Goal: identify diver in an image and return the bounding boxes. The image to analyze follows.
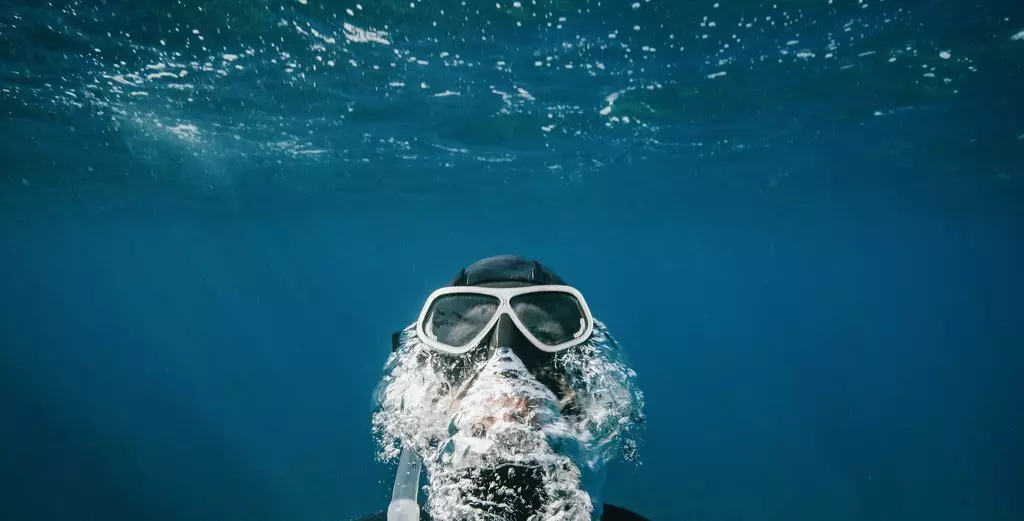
[358,255,649,521]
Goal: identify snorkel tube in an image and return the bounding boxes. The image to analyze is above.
[387,448,422,521]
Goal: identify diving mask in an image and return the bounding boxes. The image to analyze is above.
[415,284,595,355]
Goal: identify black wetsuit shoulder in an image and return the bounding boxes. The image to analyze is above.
[601,504,650,520]
[351,504,649,521]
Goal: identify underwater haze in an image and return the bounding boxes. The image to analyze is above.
[1,0,1023,520]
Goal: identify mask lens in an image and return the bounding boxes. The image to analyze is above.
[423,293,500,349]
[510,291,589,347]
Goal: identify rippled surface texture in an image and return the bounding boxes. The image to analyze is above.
[4,0,1019,202]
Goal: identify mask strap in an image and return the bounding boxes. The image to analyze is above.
[387,447,422,521]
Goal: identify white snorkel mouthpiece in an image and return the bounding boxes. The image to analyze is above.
[387,448,422,521]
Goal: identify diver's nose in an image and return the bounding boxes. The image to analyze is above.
[487,313,542,369]
[488,313,524,353]
[487,313,564,399]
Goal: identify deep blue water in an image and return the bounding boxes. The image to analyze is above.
[2,1,1023,520]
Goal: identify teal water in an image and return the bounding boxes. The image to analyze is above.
[1,1,1022,520]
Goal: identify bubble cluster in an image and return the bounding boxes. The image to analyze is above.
[372,319,644,520]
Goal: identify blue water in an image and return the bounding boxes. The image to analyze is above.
[2,0,1023,520]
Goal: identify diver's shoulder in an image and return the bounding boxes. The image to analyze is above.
[602,503,651,521]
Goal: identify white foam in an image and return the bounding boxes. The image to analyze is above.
[105,74,140,86]
[146,71,179,81]
[343,22,391,45]
[166,123,200,143]
[431,143,468,154]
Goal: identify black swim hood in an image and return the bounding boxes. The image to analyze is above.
[449,255,566,287]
